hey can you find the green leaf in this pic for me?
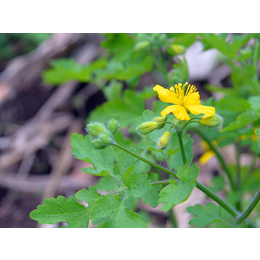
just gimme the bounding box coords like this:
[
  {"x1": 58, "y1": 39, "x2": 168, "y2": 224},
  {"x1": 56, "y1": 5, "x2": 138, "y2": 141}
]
[
  {"x1": 167, "y1": 133, "x2": 193, "y2": 171},
  {"x1": 168, "y1": 57, "x2": 189, "y2": 84},
  {"x1": 214, "y1": 97, "x2": 250, "y2": 112},
  {"x1": 101, "y1": 33, "x2": 135, "y2": 62},
  {"x1": 30, "y1": 196, "x2": 88, "y2": 228},
  {"x1": 159, "y1": 180, "x2": 196, "y2": 212},
  {"x1": 42, "y1": 58, "x2": 106, "y2": 85},
  {"x1": 103, "y1": 80, "x2": 123, "y2": 101},
  {"x1": 71, "y1": 134, "x2": 114, "y2": 176},
  {"x1": 221, "y1": 110, "x2": 260, "y2": 132},
  {"x1": 118, "y1": 148, "x2": 136, "y2": 175},
  {"x1": 187, "y1": 203, "x2": 222, "y2": 227},
  {"x1": 75, "y1": 186, "x2": 102, "y2": 208},
  {"x1": 95, "y1": 176, "x2": 118, "y2": 192},
  {"x1": 87, "y1": 90, "x2": 145, "y2": 128},
  {"x1": 141, "y1": 173, "x2": 162, "y2": 207},
  {"x1": 201, "y1": 33, "x2": 252, "y2": 58},
  {"x1": 90, "y1": 194, "x2": 146, "y2": 228},
  {"x1": 122, "y1": 171, "x2": 151, "y2": 198},
  {"x1": 176, "y1": 160, "x2": 200, "y2": 184},
  {"x1": 159, "y1": 160, "x2": 199, "y2": 212},
  {"x1": 249, "y1": 96, "x2": 260, "y2": 110},
  {"x1": 75, "y1": 186, "x2": 104, "y2": 225}
]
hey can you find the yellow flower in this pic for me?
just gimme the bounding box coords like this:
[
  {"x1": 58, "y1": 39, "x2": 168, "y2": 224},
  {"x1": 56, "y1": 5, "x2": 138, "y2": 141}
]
[
  {"x1": 199, "y1": 140, "x2": 217, "y2": 165},
  {"x1": 153, "y1": 83, "x2": 215, "y2": 121}
]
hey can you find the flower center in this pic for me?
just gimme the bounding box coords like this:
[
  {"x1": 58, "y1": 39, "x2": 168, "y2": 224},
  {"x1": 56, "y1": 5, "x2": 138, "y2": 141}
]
[{"x1": 170, "y1": 83, "x2": 199, "y2": 106}]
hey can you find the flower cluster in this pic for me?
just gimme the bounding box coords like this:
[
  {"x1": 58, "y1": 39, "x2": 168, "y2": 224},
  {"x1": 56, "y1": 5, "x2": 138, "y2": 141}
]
[{"x1": 86, "y1": 118, "x2": 119, "y2": 149}]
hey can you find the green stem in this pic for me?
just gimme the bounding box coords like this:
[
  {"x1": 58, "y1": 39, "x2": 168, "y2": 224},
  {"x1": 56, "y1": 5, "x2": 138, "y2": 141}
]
[
  {"x1": 114, "y1": 143, "x2": 240, "y2": 220},
  {"x1": 235, "y1": 142, "x2": 242, "y2": 211},
  {"x1": 192, "y1": 128, "x2": 236, "y2": 191},
  {"x1": 176, "y1": 129, "x2": 239, "y2": 218},
  {"x1": 236, "y1": 190, "x2": 260, "y2": 224},
  {"x1": 150, "y1": 180, "x2": 170, "y2": 186},
  {"x1": 195, "y1": 181, "x2": 239, "y2": 218},
  {"x1": 176, "y1": 130, "x2": 187, "y2": 164},
  {"x1": 114, "y1": 143, "x2": 177, "y2": 177},
  {"x1": 235, "y1": 142, "x2": 241, "y2": 190},
  {"x1": 168, "y1": 208, "x2": 178, "y2": 228}
]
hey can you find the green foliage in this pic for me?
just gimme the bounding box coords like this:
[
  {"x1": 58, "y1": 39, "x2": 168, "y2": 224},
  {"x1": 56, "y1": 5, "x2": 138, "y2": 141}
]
[
  {"x1": 90, "y1": 194, "x2": 146, "y2": 228},
  {"x1": 42, "y1": 58, "x2": 107, "y2": 85},
  {"x1": 71, "y1": 134, "x2": 114, "y2": 176},
  {"x1": 30, "y1": 33, "x2": 260, "y2": 228},
  {"x1": 122, "y1": 171, "x2": 151, "y2": 198},
  {"x1": 30, "y1": 196, "x2": 88, "y2": 228},
  {"x1": 187, "y1": 203, "x2": 222, "y2": 227},
  {"x1": 159, "y1": 160, "x2": 199, "y2": 212}
]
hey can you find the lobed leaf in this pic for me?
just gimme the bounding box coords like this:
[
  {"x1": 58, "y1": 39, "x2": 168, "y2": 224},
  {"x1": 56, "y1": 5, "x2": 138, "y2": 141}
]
[
  {"x1": 123, "y1": 171, "x2": 151, "y2": 198},
  {"x1": 71, "y1": 134, "x2": 114, "y2": 176},
  {"x1": 90, "y1": 194, "x2": 146, "y2": 228},
  {"x1": 187, "y1": 203, "x2": 221, "y2": 227},
  {"x1": 159, "y1": 160, "x2": 199, "y2": 212},
  {"x1": 30, "y1": 196, "x2": 88, "y2": 228},
  {"x1": 221, "y1": 110, "x2": 260, "y2": 133}
]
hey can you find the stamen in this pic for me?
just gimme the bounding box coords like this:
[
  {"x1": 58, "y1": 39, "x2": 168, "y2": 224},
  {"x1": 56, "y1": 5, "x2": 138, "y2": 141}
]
[{"x1": 185, "y1": 84, "x2": 197, "y2": 96}]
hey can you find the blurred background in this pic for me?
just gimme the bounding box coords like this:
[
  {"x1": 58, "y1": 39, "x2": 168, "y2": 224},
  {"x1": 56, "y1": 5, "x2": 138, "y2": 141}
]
[{"x1": 0, "y1": 33, "x2": 257, "y2": 228}]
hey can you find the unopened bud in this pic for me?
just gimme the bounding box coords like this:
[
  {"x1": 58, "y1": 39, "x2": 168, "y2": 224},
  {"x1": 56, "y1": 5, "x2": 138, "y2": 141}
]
[
  {"x1": 199, "y1": 114, "x2": 223, "y2": 128},
  {"x1": 134, "y1": 41, "x2": 150, "y2": 51},
  {"x1": 170, "y1": 44, "x2": 185, "y2": 54},
  {"x1": 153, "y1": 117, "x2": 166, "y2": 129},
  {"x1": 99, "y1": 133, "x2": 113, "y2": 146},
  {"x1": 107, "y1": 118, "x2": 119, "y2": 135},
  {"x1": 86, "y1": 122, "x2": 107, "y2": 137},
  {"x1": 92, "y1": 139, "x2": 105, "y2": 149},
  {"x1": 157, "y1": 131, "x2": 171, "y2": 149},
  {"x1": 136, "y1": 122, "x2": 159, "y2": 135}
]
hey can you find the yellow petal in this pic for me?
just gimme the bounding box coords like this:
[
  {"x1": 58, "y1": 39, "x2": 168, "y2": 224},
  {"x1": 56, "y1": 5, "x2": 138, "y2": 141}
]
[
  {"x1": 199, "y1": 151, "x2": 215, "y2": 165},
  {"x1": 185, "y1": 104, "x2": 215, "y2": 116},
  {"x1": 161, "y1": 105, "x2": 190, "y2": 120},
  {"x1": 183, "y1": 92, "x2": 201, "y2": 106},
  {"x1": 153, "y1": 84, "x2": 178, "y2": 104}
]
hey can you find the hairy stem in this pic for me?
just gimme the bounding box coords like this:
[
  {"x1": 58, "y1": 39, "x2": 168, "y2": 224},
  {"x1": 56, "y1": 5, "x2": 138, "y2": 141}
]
[
  {"x1": 114, "y1": 143, "x2": 240, "y2": 220},
  {"x1": 114, "y1": 143, "x2": 177, "y2": 177},
  {"x1": 192, "y1": 128, "x2": 236, "y2": 191},
  {"x1": 236, "y1": 190, "x2": 260, "y2": 224},
  {"x1": 168, "y1": 208, "x2": 178, "y2": 228},
  {"x1": 176, "y1": 130, "x2": 187, "y2": 164}
]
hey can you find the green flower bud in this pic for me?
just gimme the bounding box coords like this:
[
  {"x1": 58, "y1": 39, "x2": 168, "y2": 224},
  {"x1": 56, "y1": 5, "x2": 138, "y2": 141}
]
[
  {"x1": 134, "y1": 41, "x2": 150, "y2": 51},
  {"x1": 153, "y1": 117, "x2": 166, "y2": 129},
  {"x1": 170, "y1": 44, "x2": 185, "y2": 54},
  {"x1": 107, "y1": 118, "x2": 119, "y2": 135},
  {"x1": 157, "y1": 131, "x2": 171, "y2": 150},
  {"x1": 199, "y1": 114, "x2": 223, "y2": 128},
  {"x1": 136, "y1": 122, "x2": 159, "y2": 135},
  {"x1": 99, "y1": 133, "x2": 113, "y2": 146},
  {"x1": 86, "y1": 122, "x2": 107, "y2": 137},
  {"x1": 92, "y1": 139, "x2": 105, "y2": 149}
]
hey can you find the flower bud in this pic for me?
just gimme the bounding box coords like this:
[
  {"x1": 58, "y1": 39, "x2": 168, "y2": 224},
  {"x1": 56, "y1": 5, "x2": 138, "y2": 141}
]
[
  {"x1": 99, "y1": 133, "x2": 113, "y2": 146},
  {"x1": 86, "y1": 122, "x2": 107, "y2": 137},
  {"x1": 107, "y1": 118, "x2": 119, "y2": 135},
  {"x1": 92, "y1": 139, "x2": 105, "y2": 149},
  {"x1": 157, "y1": 131, "x2": 171, "y2": 150},
  {"x1": 170, "y1": 44, "x2": 185, "y2": 54},
  {"x1": 134, "y1": 41, "x2": 150, "y2": 51},
  {"x1": 199, "y1": 114, "x2": 223, "y2": 128},
  {"x1": 153, "y1": 117, "x2": 166, "y2": 129},
  {"x1": 136, "y1": 122, "x2": 159, "y2": 135}
]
